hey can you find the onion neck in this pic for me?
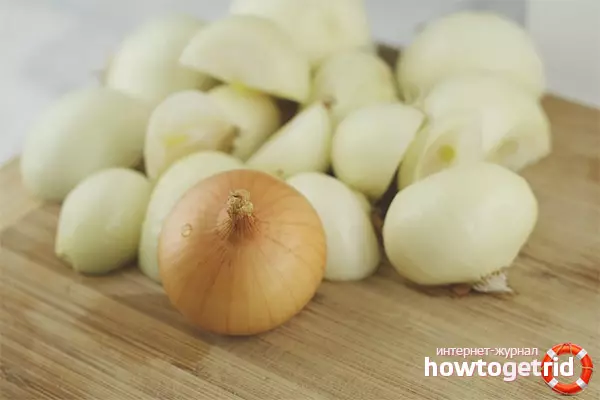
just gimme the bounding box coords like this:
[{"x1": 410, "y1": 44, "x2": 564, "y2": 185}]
[{"x1": 219, "y1": 189, "x2": 256, "y2": 241}]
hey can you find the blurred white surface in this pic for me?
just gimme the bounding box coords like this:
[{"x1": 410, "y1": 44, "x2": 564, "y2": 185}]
[{"x1": 0, "y1": 0, "x2": 595, "y2": 166}]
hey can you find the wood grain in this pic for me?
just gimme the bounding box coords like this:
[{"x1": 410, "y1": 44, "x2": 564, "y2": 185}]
[
  {"x1": 0, "y1": 158, "x2": 42, "y2": 231},
  {"x1": 1, "y1": 95, "x2": 599, "y2": 399}
]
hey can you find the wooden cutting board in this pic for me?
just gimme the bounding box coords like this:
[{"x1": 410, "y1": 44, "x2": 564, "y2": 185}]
[{"x1": 1, "y1": 95, "x2": 599, "y2": 400}]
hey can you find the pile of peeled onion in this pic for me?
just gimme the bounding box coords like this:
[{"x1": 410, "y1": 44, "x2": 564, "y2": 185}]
[{"x1": 20, "y1": 4, "x2": 550, "y2": 335}]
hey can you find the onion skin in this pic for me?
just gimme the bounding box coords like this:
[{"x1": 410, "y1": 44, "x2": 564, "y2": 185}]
[
  {"x1": 384, "y1": 163, "x2": 538, "y2": 286},
  {"x1": 159, "y1": 169, "x2": 326, "y2": 335},
  {"x1": 139, "y1": 151, "x2": 244, "y2": 282}
]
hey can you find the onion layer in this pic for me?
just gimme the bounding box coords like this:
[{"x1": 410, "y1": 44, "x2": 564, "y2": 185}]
[{"x1": 159, "y1": 169, "x2": 326, "y2": 335}]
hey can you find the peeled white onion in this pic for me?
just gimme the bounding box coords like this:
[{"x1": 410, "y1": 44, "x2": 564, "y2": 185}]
[
  {"x1": 56, "y1": 168, "x2": 152, "y2": 274},
  {"x1": 21, "y1": 87, "x2": 151, "y2": 201},
  {"x1": 353, "y1": 190, "x2": 372, "y2": 215},
  {"x1": 105, "y1": 14, "x2": 216, "y2": 105},
  {"x1": 287, "y1": 172, "x2": 380, "y2": 281},
  {"x1": 229, "y1": 0, "x2": 372, "y2": 66},
  {"x1": 308, "y1": 50, "x2": 398, "y2": 124},
  {"x1": 421, "y1": 73, "x2": 551, "y2": 171},
  {"x1": 139, "y1": 151, "x2": 244, "y2": 282},
  {"x1": 398, "y1": 113, "x2": 484, "y2": 189},
  {"x1": 384, "y1": 163, "x2": 538, "y2": 289},
  {"x1": 208, "y1": 85, "x2": 281, "y2": 161},
  {"x1": 144, "y1": 90, "x2": 238, "y2": 180},
  {"x1": 332, "y1": 102, "x2": 424, "y2": 199},
  {"x1": 246, "y1": 103, "x2": 332, "y2": 178},
  {"x1": 180, "y1": 15, "x2": 311, "y2": 102},
  {"x1": 397, "y1": 11, "x2": 545, "y2": 102}
]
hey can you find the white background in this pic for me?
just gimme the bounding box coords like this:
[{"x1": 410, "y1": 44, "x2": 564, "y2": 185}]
[{"x1": 0, "y1": 0, "x2": 598, "y2": 165}]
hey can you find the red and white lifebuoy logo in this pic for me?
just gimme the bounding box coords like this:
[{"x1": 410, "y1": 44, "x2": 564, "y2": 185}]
[{"x1": 542, "y1": 343, "x2": 594, "y2": 395}]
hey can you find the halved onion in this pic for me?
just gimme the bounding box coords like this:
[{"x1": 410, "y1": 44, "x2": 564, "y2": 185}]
[
  {"x1": 398, "y1": 114, "x2": 483, "y2": 189},
  {"x1": 229, "y1": 0, "x2": 372, "y2": 66},
  {"x1": 144, "y1": 90, "x2": 238, "y2": 180},
  {"x1": 180, "y1": 15, "x2": 311, "y2": 102},
  {"x1": 332, "y1": 102, "x2": 424, "y2": 199},
  {"x1": 421, "y1": 73, "x2": 551, "y2": 171},
  {"x1": 105, "y1": 14, "x2": 216, "y2": 105},
  {"x1": 247, "y1": 102, "x2": 332, "y2": 178},
  {"x1": 208, "y1": 85, "x2": 281, "y2": 161},
  {"x1": 21, "y1": 87, "x2": 150, "y2": 201},
  {"x1": 308, "y1": 50, "x2": 398, "y2": 124},
  {"x1": 397, "y1": 11, "x2": 545, "y2": 102}
]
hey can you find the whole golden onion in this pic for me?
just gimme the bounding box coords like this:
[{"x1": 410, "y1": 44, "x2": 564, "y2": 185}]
[{"x1": 158, "y1": 169, "x2": 327, "y2": 335}]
